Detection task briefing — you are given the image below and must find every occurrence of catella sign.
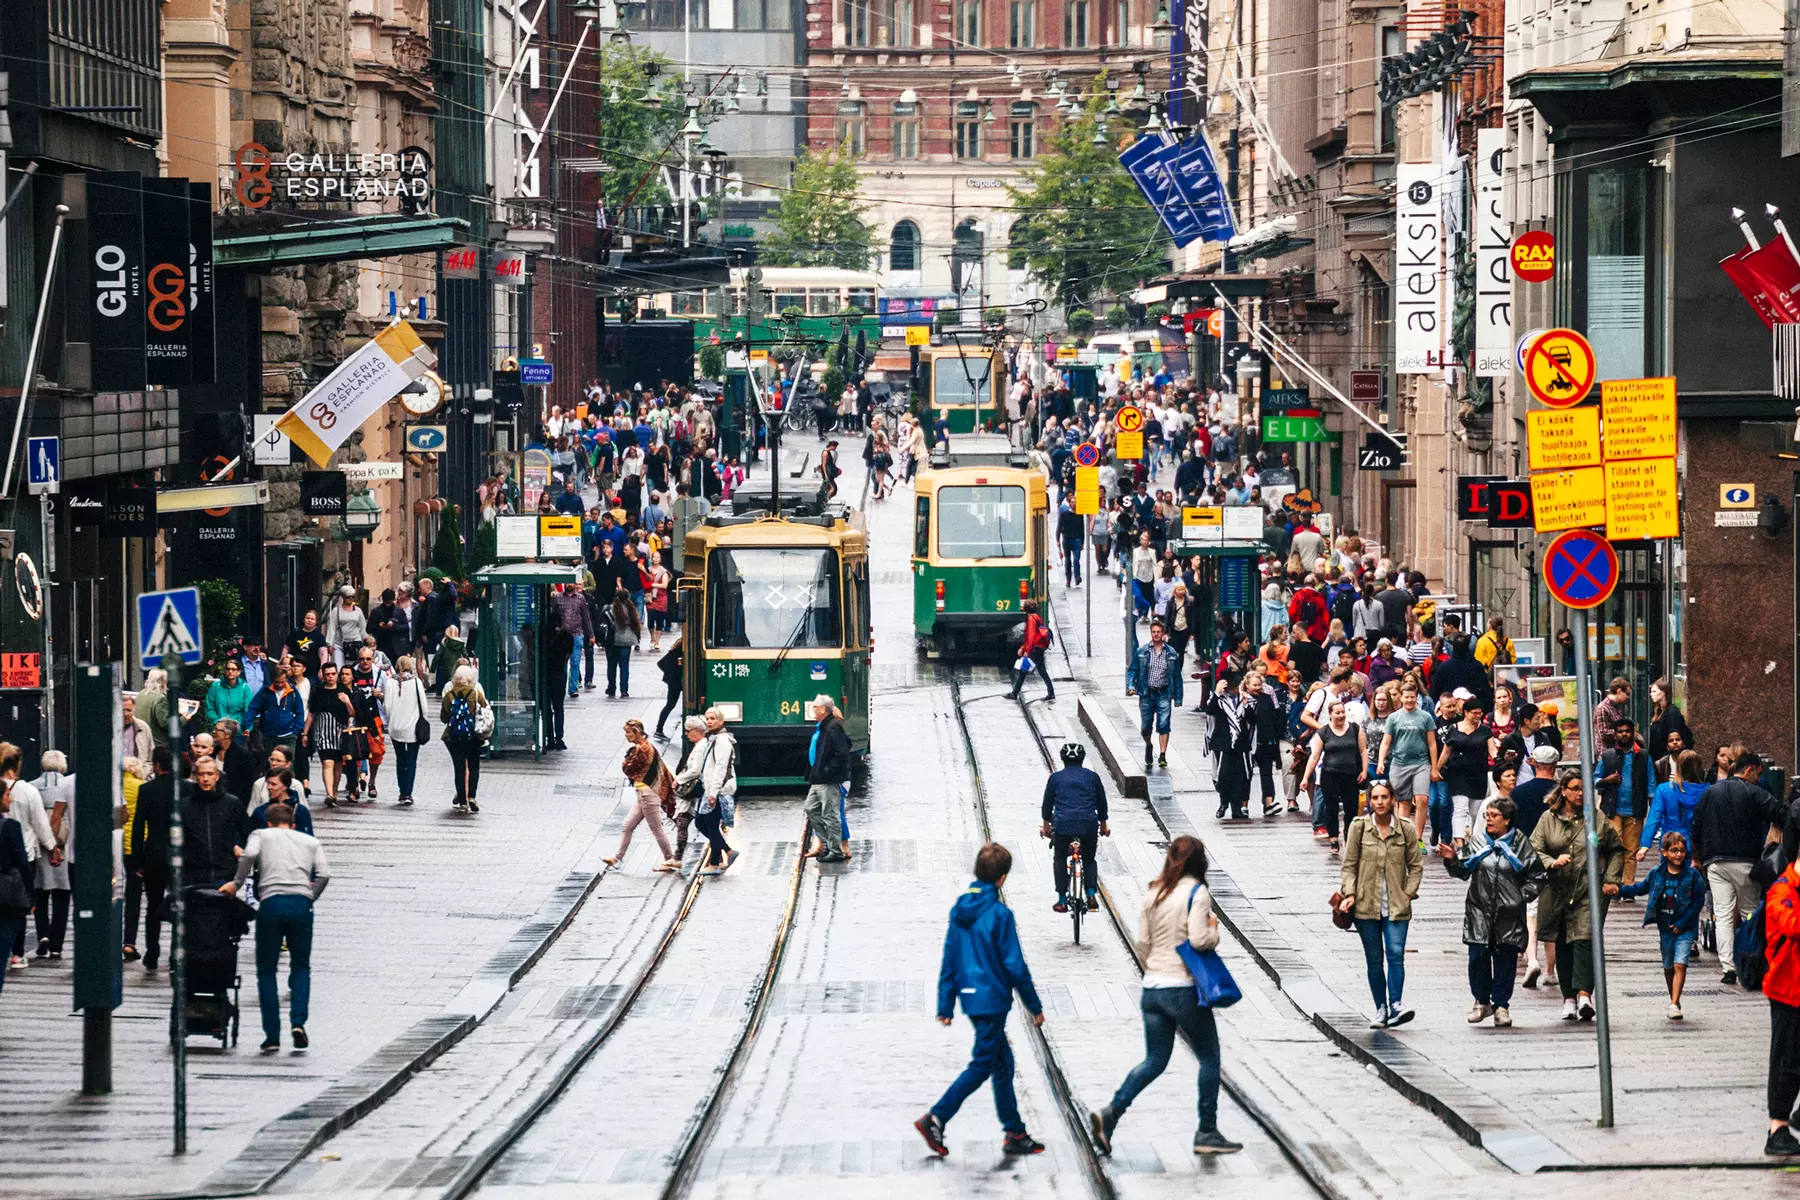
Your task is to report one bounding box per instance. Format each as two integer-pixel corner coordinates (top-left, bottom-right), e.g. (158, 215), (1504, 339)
(233, 143), (433, 210)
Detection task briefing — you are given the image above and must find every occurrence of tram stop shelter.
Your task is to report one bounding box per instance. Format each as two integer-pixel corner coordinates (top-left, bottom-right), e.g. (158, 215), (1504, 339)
(1173, 504), (1267, 685)
(472, 561), (585, 759)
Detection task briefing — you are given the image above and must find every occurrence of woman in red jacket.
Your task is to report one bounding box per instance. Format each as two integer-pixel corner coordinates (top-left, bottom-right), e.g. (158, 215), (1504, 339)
(1764, 860), (1800, 1156)
(1009, 600), (1055, 702)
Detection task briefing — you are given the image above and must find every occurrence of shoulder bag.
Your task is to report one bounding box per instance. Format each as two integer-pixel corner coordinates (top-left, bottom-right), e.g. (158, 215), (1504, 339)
(1175, 883), (1241, 1008)
(412, 677), (431, 743)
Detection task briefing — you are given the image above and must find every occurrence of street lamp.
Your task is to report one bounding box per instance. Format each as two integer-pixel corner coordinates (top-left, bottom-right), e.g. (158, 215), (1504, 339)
(342, 490), (382, 541)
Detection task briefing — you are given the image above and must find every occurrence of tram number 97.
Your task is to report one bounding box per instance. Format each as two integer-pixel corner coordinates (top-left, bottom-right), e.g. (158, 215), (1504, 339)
(994, 599), (1011, 611)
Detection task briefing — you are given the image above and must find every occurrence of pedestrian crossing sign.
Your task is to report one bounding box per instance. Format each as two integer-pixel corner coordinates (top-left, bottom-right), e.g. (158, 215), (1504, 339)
(137, 588), (203, 669)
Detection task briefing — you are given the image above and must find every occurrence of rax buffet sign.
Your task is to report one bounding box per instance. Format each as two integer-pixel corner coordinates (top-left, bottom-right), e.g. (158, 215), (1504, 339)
(233, 144), (433, 213)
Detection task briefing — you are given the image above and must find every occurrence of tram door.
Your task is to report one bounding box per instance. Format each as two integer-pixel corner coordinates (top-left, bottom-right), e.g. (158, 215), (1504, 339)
(841, 555), (870, 747)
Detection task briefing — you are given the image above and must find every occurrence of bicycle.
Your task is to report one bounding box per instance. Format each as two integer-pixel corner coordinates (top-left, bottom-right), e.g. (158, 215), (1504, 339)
(1065, 839), (1085, 944)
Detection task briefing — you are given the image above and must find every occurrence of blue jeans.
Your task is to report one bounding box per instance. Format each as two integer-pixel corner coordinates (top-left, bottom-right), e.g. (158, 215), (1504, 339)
(838, 783), (851, 841)
(1063, 542), (1083, 585)
(1353, 917), (1409, 1011)
(932, 1012), (1023, 1134)
(607, 645), (631, 695)
(1428, 779), (1453, 845)
(255, 894), (314, 1041)
(1469, 944), (1518, 1008)
(1109, 986), (1220, 1131)
(567, 634), (586, 696)
(394, 740), (420, 798)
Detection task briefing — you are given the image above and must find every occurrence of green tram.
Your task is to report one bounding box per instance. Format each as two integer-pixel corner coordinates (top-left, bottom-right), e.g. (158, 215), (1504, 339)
(679, 502), (871, 786)
(919, 344), (1005, 434)
(911, 435), (1050, 656)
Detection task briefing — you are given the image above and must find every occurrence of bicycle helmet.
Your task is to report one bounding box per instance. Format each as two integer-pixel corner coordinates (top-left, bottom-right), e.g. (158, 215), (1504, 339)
(1060, 742), (1087, 767)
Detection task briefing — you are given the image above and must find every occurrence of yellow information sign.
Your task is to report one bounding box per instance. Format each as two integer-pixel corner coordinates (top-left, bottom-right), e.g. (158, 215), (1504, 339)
(1600, 377), (1677, 462)
(1182, 507), (1224, 527)
(1605, 459), (1680, 540)
(1531, 467), (1608, 532)
(1526, 408), (1602, 472)
(1073, 466), (1100, 515)
(749, 348), (769, 361)
(1056, 345), (1079, 362)
(1115, 431), (1144, 460)
(905, 325), (931, 346)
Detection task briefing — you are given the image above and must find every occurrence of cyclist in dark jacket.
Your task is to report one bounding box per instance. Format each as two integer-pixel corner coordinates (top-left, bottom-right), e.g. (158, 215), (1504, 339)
(916, 843), (1046, 1159)
(1040, 744), (1110, 913)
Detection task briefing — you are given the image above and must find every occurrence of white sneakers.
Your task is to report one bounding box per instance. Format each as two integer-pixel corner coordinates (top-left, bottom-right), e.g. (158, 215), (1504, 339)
(1561, 998), (1578, 1021)
(1669, 1002), (1684, 1021)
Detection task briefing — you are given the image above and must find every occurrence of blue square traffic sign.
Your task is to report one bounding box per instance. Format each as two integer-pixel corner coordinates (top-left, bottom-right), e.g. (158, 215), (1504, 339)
(26, 437), (58, 493)
(137, 588), (203, 669)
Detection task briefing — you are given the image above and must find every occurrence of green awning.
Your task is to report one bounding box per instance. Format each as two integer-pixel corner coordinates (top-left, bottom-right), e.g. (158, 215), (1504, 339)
(474, 563), (584, 583)
(217, 215), (469, 269)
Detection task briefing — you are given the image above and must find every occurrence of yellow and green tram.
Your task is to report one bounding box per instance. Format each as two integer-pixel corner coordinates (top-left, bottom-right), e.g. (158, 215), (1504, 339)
(911, 440), (1050, 655)
(679, 509), (871, 786)
(919, 344), (1005, 434)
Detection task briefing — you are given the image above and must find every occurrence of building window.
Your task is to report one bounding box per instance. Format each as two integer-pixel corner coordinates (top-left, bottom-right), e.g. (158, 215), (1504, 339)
(890, 0), (915, 45)
(1064, 0), (1089, 46)
(48, 0), (164, 139)
(847, 287), (876, 312)
(955, 102), (983, 159)
(808, 289), (841, 315)
(1009, 102), (1036, 159)
(843, 0), (871, 44)
(891, 220), (922, 271)
(1380, 26), (1400, 153)
(1009, 0), (1035, 47)
(892, 101), (920, 158)
(735, 0), (791, 27)
(836, 102), (867, 154)
(635, 0), (687, 29)
(955, 0), (981, 46)
(1579, 166), (1649, 381)
(1109, 0), (1129, 44)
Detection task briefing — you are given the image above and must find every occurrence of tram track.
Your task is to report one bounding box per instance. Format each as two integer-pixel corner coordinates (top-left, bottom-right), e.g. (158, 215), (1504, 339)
(949, 676), (1120, 1200)
(426, 808), (814, 1200)
(1006, 686), (1342, 1200)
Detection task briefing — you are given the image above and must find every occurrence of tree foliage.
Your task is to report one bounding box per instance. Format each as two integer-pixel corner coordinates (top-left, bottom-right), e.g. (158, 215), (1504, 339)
(433, 504), (466, 581)
(1005, 83), (1168, 312)
(758, 148), (873, 271)
(598, 46), (683, 210)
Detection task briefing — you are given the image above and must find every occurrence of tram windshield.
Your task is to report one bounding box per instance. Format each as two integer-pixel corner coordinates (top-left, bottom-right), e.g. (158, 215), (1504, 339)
(707, 547), (842, 649)
(936, 485), (1027, 560)
(934, 354), (992, 407)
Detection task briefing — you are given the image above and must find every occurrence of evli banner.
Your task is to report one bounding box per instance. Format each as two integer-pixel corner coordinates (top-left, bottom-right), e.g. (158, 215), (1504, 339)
(1118, 135), (1236, 249)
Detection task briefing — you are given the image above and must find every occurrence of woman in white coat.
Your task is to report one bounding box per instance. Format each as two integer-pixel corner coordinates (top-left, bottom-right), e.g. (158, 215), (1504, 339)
(675, 713), (739, 875)
(382, 655), (430, 808)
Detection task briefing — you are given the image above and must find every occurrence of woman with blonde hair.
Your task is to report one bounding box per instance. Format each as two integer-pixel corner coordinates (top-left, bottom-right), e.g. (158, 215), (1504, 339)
(439, 664), (490, 812)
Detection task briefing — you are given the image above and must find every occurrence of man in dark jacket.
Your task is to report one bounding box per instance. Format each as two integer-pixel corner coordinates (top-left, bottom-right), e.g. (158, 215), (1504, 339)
(551, 583), (594, 702)
(915, 842), (1046, 1158)
(1040, 744), (1110, 912)
(185, 756), (253, 888)
(1428, 637), (1491, 710)
(128, 748), (177, 969)
(1693, 748), (1788, 983)
(1375, 573), (1414, 642)
(1056, 499), (1085, 588)
(414, 576), (456, 659)
(211, 719), (258, 807)
(803, 697), (852, 863)
(1596, 719), (1653, 886)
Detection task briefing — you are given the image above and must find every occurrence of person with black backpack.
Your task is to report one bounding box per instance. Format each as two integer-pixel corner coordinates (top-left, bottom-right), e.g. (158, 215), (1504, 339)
(439, 665), (490, 813)
(1693, 748), (1789, 985)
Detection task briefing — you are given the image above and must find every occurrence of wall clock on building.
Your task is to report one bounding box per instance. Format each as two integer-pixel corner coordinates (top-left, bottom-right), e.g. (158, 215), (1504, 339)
(15, 553), (41, 621)
(400, 371), (447, 418)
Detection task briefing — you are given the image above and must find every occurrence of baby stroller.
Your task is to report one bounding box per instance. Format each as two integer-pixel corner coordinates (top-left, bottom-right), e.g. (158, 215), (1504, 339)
(169, 886), (254, 1048)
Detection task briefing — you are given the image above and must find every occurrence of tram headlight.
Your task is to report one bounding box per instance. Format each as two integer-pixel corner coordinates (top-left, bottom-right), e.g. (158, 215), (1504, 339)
(713, 702), (743, 722)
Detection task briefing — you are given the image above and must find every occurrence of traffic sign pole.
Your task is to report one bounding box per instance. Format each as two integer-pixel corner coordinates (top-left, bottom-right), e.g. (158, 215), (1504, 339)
(1573, 607), (1615, 1129)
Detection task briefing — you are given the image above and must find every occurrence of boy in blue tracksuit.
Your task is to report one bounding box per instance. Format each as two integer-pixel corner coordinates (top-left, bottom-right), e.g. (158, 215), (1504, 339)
(916, 843), (1047, 1158)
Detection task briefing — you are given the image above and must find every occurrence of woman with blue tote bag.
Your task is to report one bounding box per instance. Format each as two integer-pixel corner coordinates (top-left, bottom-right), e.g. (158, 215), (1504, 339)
(1089, 835), (1243, 1157)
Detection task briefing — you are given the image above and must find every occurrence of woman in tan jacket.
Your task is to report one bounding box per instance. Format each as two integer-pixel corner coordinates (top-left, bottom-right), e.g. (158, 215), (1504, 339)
(1089, 836), (1243, 1157)
(1338, 780), (1425, 1028)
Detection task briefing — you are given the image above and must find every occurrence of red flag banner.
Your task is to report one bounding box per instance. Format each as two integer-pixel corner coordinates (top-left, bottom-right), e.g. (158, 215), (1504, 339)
(1721, 239), (1800, 327)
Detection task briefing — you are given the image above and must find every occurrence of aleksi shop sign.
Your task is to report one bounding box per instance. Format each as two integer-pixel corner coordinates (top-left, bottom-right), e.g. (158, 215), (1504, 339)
(1395, 163), (1445, 375)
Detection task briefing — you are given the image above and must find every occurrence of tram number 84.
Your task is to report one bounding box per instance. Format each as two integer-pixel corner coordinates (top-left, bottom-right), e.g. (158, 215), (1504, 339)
(779, 699), (813, 716)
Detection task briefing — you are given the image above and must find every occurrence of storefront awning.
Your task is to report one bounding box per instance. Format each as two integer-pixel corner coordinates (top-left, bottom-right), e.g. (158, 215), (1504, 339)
(217, 215), (469, 269)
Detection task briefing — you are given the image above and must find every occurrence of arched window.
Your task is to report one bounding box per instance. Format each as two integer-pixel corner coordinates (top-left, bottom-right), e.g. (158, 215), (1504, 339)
(890, 220), (921, 272)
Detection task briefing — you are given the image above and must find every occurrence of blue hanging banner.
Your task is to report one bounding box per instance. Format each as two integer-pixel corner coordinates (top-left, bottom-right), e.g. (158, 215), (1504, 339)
(1170, 136), (1237, 242)
(1119, 136), (1204, 248)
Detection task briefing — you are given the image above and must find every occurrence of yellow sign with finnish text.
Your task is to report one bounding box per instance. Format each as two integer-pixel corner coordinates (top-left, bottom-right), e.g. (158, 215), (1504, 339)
(1073, 466), (1100, 515)
(1057, 345), (1079, 362)
(1531, 467), (1608, 532)
(1605, 459), (1681, 540)
(1115, 431), (1144, 459)
(1526, 407), (1602, 472)
(905, 325), (931, 346)
(1600, 377), (1677, 462)
(1182, 507), (1224, 527)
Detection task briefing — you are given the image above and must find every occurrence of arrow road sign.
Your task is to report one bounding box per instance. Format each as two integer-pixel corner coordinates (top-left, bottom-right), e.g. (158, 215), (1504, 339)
(137, 587), (203, 669)
(1543, 529), (1619, 610)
